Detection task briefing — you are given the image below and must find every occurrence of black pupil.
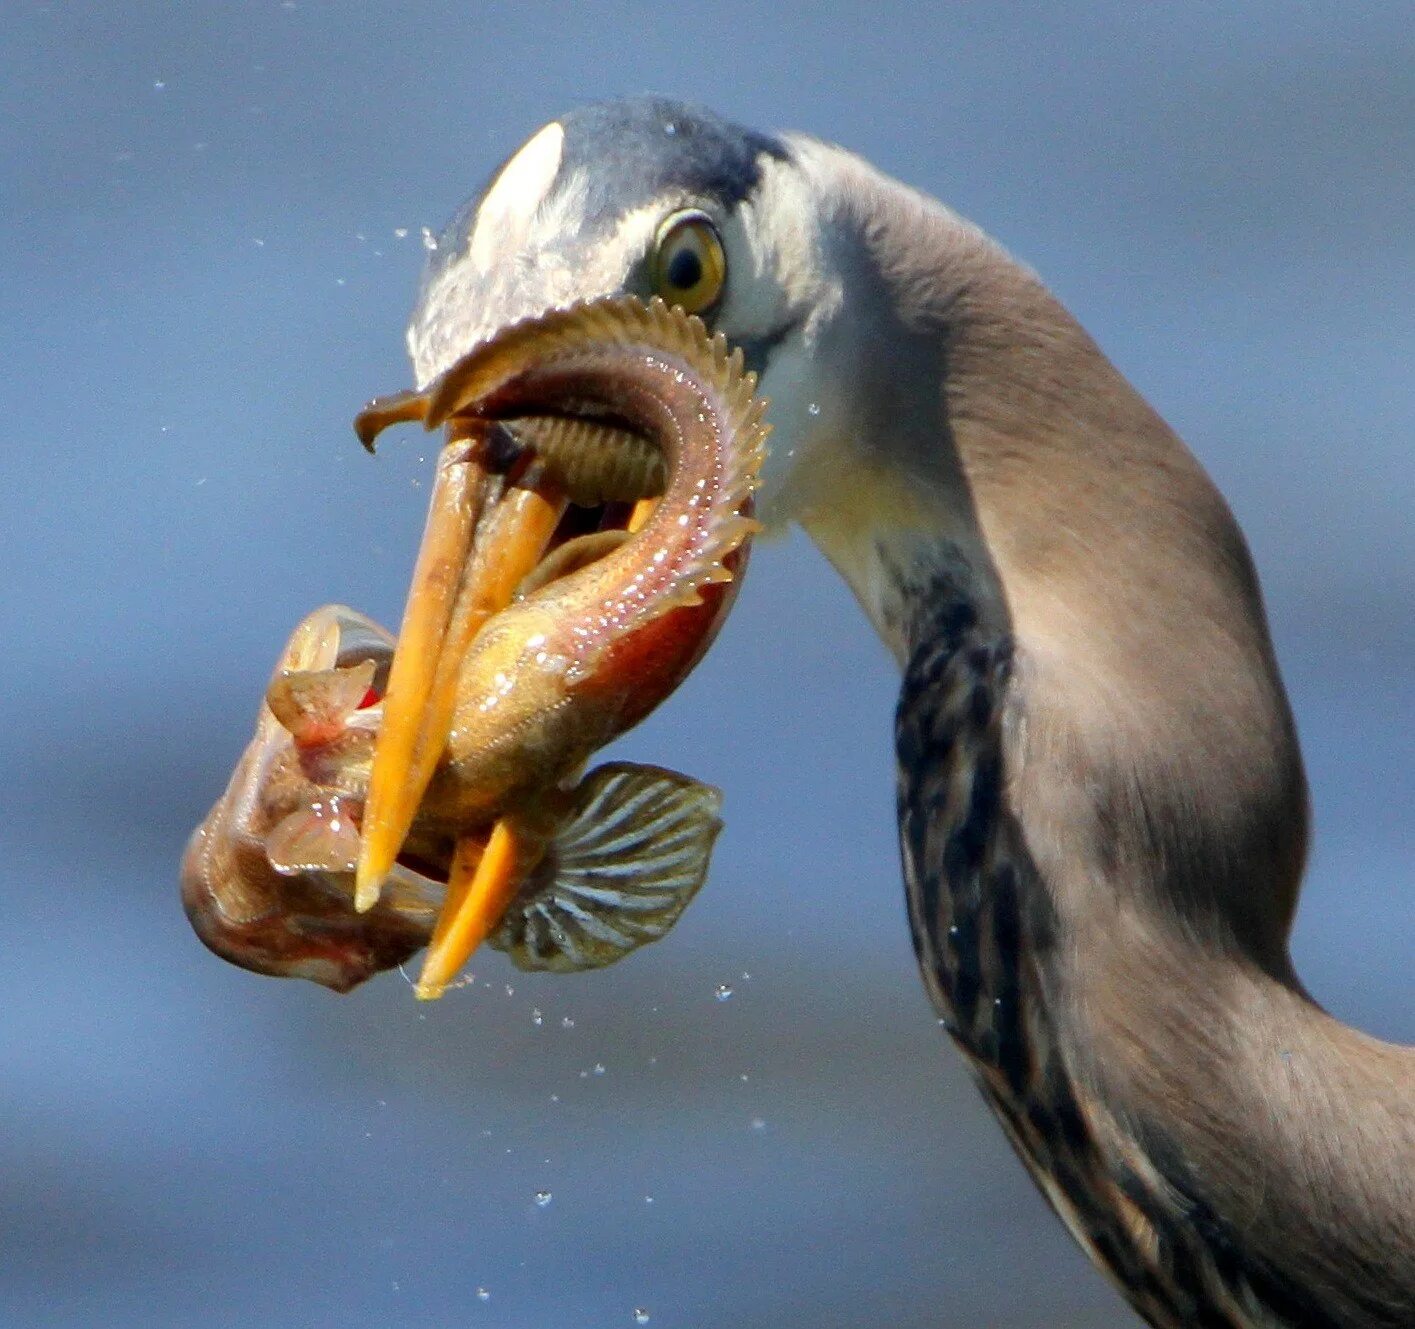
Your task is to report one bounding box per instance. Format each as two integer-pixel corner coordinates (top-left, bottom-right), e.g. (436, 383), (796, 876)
(665, 246), (703, 290)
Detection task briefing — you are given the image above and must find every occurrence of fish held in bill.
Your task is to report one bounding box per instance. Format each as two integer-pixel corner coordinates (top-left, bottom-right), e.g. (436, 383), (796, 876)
(182, 296), (769, 998)
(182, 606), (436, 993)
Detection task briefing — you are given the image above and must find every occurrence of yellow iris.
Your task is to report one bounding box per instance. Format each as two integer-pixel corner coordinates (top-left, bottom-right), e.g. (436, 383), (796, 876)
(651, 212), (726, 315)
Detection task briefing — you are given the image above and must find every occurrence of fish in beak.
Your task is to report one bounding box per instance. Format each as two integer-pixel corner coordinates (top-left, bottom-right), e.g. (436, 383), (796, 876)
(185, 297), (769, 998)
(181, 606), (442, 992)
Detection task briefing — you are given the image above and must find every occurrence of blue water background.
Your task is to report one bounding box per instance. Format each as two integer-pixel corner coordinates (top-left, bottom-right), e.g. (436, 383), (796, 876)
(2, 4), (1410, 1325)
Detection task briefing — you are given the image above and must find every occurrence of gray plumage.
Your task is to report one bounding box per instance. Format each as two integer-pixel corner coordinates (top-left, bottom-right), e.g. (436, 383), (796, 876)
(406, 97), (1415, 1328)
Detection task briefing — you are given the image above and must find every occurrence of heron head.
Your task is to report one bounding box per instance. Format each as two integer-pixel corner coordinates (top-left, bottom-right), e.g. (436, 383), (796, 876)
(407, 97), (852, 529)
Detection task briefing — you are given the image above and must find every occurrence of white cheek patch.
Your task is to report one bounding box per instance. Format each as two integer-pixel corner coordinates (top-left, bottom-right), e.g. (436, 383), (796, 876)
(468, 120), (566, 271)
(723, 152), (826, 339)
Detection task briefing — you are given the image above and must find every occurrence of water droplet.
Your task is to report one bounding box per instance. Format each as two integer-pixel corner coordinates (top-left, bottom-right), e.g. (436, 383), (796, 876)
(394, 227), (409, 239)
(534, 1190), (553, 1207)
(664, 120), (677, 135)
(560, 1016), (575, 1029)
(504, 984), (515, 997)
(714, 984), (733, 1001)
(593, 1062), (606, 1076)
(531, 1008), (543, 1026)
(634, 1310), (651, 1324)
(153, 80), (166, 91)
(421, 226), (439, 252)
(476, 1287), (491, 1303)
(750, 1117), (767, 1132)
(807, 401), (821, 416)
(644, 1194), (654, 1204)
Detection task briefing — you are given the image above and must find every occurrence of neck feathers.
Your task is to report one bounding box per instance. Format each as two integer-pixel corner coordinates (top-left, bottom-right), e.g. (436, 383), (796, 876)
(817, 150), (1415, 1324)
(798, 141), (1311, 960)
(785, 153), (1412, 1326)
(895, 574), (1415, 1329)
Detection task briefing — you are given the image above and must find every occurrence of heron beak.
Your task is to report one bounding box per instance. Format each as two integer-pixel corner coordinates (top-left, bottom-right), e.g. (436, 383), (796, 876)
(352, 418), (568, 916)
(347, 298), (701, 992)
(352, 423), (478, 913)
(406, 488), (661, 999)
(414, 820), (532, 998)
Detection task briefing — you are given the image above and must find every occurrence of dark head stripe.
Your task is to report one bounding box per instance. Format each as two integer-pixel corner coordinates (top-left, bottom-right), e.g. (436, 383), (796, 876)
(421, 97), (788, 300)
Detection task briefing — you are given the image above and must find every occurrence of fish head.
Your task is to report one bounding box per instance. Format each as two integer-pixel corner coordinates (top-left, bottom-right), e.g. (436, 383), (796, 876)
(181, 606), (443, 992)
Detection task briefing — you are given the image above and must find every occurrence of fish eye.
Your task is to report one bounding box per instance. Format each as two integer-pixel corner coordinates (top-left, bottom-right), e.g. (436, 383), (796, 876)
(650, 211), (726, 315)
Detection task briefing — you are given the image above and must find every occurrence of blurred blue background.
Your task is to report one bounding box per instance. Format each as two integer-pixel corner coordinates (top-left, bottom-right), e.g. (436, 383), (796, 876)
(3, 4), (1410, 1326)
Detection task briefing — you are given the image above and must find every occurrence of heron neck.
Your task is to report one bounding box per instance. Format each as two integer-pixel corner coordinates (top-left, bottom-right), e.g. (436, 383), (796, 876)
(873, 258), (1415, 1327)
(781, 142), (1415, 1319)
(794, 141), (1313, 961)
(895, 577), (1415, 1329)
(785, 148), (1415, 1323)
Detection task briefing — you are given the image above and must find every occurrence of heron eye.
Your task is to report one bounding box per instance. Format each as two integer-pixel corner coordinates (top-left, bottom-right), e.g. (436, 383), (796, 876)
(651, 212), (726, 315)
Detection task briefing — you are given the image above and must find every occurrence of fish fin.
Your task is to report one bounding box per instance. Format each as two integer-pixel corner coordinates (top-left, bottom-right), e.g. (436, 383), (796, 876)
(266, 804), (361, 876)
(489, 762), (723, 973)
(265, 659), (376, 747)
(277, 605), (345, 674)
(327, 608), (395, 675)
(378, 862), (445, 925)
(275, 602), (390, 667)
(514, 529), (630, 601)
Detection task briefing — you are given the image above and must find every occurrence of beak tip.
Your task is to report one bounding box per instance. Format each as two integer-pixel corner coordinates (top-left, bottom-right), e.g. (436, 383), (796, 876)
(353, 867), (384, 914)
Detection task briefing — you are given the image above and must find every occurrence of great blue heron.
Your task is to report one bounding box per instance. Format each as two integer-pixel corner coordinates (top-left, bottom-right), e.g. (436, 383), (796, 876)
(368, 98), (1415, 1327)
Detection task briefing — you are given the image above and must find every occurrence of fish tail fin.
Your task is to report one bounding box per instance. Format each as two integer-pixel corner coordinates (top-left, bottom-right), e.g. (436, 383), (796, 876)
(489, 762), (723, 972)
